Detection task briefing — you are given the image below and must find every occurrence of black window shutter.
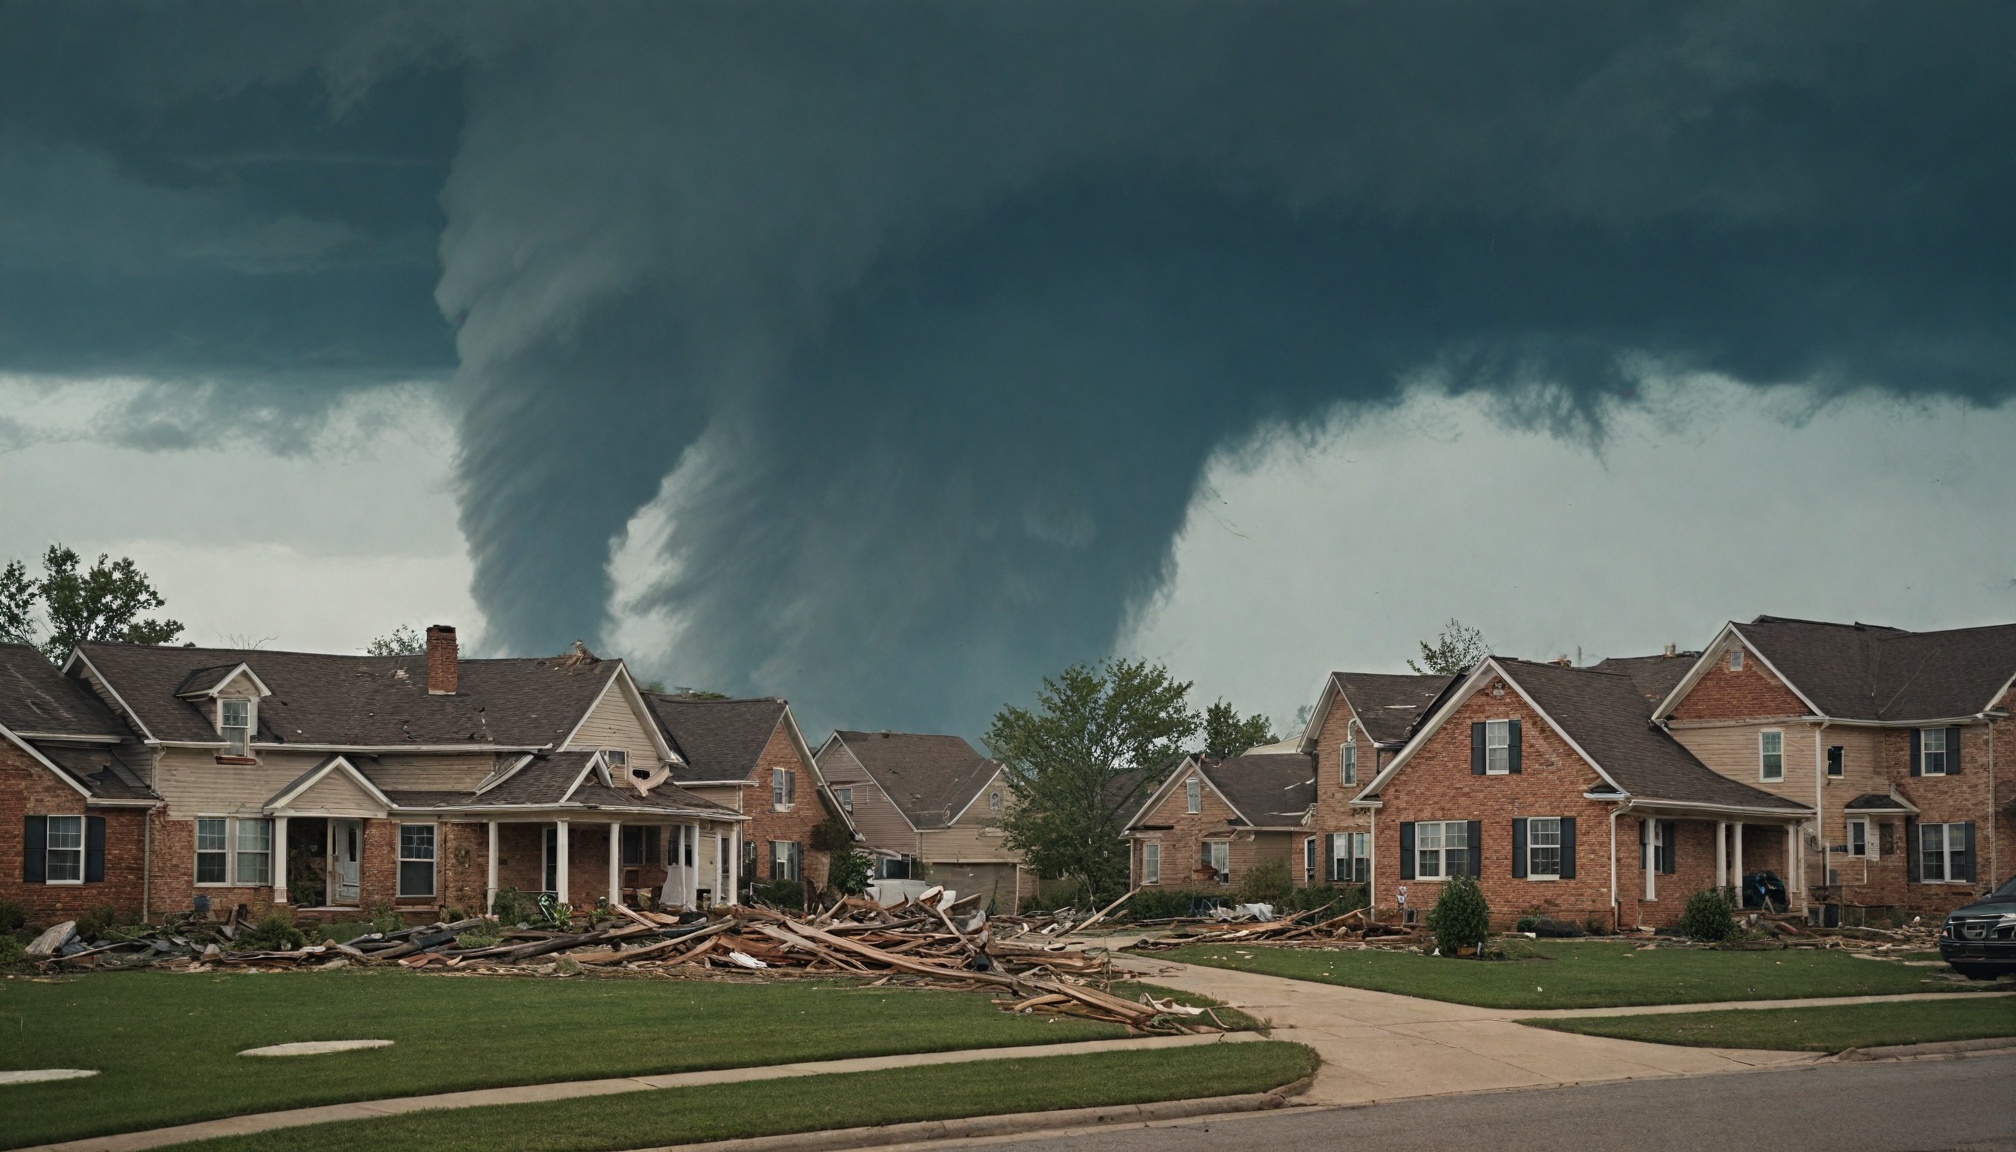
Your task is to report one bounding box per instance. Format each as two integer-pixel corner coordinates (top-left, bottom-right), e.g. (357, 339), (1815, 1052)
(1560, 817), (1577, 879)
(1466, 820), (1483, 877)
(1909, 729), (1922, 776)
(1946, 727), (1963, 774)
(1660, 819), (1678, 875)
(1959, 823), (1976, 882)
(85, 816), (106, 883)
(1511, 818), (1527, 878)
(1323, 833), (1335, 882)
(1507, 720), (1522, 773)
(23, 816), (46, 884)
(1470, 723), (1486, 775)
(1905, 818), (1920, 882)
(1399, 822), (1416, 880)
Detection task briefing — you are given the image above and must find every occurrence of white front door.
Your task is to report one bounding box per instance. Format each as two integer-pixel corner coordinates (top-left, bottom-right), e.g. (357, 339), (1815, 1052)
(331, 819), (362, 905)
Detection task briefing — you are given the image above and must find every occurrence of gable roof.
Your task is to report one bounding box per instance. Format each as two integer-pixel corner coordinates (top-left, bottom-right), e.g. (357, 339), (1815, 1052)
(1656, 617), (2016, 723)
(442, 749), (736, 816)
(1333, 672), (1454, 744)
(67, 642), (621, 749)
(646, 695), (788, 783)
(1200, 752), (1315, 828)
(30, 743), (159, 804)
(829, 731), (1001, 829)
(0, 644), (128, 739)
(1362, 657), (1805, 815)
(1592, 652), (1700, 705)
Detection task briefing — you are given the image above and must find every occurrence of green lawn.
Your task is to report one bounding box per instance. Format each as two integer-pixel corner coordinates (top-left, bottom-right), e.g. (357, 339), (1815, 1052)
(1524, 995), (2016, 1052)
(0, 971), (1123, 1149)
(162, 1042), (1318, 1152)
(1156, 941), (1962, 1009)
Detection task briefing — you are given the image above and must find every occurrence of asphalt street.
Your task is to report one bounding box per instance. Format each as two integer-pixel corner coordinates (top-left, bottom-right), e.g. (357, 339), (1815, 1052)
(968, 1053), (2016, 1152)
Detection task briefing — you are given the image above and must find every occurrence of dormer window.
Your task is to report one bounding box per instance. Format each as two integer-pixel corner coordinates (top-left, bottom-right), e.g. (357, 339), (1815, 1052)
(220, 699), (252, 757)
(604, 749), (628, 768)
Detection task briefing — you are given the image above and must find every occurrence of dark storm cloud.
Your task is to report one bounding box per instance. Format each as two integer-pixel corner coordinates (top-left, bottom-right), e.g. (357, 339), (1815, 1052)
(5, 1), (2013, 734)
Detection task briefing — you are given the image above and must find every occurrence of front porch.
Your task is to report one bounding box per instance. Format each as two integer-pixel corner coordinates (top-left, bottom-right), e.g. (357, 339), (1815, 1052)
(485, 818), (741, 914)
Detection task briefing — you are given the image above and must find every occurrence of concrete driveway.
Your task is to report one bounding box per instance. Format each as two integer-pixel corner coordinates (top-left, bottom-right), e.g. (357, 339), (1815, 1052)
(1114, 955), (1820, 1105)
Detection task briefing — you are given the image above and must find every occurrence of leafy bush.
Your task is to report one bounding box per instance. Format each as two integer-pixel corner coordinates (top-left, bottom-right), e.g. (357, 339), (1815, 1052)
(234, 911), (306, 952)
(1677, 886), (1737, 942)
(1125, 888), (1226, 920)
(825, 847), (872, 897)
(367, 901), (403, 935)
(455, 926), (503, 949)
(808, 819), (854, 854)
(1426, 874), (1491, 957)
(750, 879), (806, 911)
(490, 887), (535, 926)
(0, 900), (25, 932)
(1281, 883), (1367, 915)
(1237, 861), (1293, 906)
(0, 934), (25, 969)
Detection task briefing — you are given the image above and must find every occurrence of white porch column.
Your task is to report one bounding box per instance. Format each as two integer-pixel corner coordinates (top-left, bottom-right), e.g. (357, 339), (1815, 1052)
(273, 815), (289, 903)
(688, 821), (701, 907)
(1643, 819), (1656, 902)
(727, 825), (739, 904)
(1715, 820), (1728, 889)
(486, 821), (499, 916)
(1787, 823), (1801, 895)
(555, 819), (570, 906)
(1732, 822), (1744, 894)
(608, 821), (622, 907)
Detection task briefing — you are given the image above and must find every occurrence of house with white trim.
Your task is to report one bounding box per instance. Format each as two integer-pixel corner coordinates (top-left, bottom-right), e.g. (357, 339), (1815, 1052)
(1123, 752), (1315, 891)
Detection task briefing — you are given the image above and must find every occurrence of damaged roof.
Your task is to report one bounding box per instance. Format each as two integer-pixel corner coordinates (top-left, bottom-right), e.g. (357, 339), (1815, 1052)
(1733, 616), (2016, 721)
(69, 642), (620, 748)
(1201, 752), (1315, 828)
(1592, 652), (1700, 705)
(830, 731), (1002, 829)
(1333, 672), (1454, 744)
(436, 751), (736, 815)
(34, 744), (159, 803)
(0, 644), (129, 739)
(646, 695), (789, 783)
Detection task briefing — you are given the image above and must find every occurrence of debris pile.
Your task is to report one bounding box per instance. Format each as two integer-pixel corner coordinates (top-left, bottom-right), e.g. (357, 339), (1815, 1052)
(19, 890), (1220, 1032)
(1130, 905), (1419, 951)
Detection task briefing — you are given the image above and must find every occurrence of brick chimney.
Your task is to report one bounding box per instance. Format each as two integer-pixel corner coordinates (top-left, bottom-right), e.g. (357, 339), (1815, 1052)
(426, 625), (458, 695)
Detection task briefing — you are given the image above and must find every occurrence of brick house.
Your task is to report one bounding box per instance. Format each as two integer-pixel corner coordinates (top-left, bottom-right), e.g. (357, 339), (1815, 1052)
(4, 630), (751, 925)
(1124, 753), (1315, 892)
(645, 694), (855, 896)
(1352, 656), (1809, 931)
(813, 731), (1027, 909)
(1292, 671), (1451, 889)
(1651, 617), (2016, 920)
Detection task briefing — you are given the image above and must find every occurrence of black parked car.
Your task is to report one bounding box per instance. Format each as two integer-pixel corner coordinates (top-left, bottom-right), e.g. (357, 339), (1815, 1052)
(1939, 873), (2016, 980)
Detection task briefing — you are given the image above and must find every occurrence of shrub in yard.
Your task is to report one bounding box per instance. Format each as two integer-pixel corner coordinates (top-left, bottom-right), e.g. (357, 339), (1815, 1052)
(367, 901), (403, 935)
(1281, 883), (1367, 916)
(0, 900), (25, 932)
(1237, 861), (1293, 906)
(1678, 887), (1737, 942)
(825, 847), (872, 897)
(234, 911), (306, 952)
(1125, 888), (1222, 920)
(751, 879), (807, 911)
(1426, 874), (1491, 957)
(0, 933), (25, 969)
(490, 887), (535, 925)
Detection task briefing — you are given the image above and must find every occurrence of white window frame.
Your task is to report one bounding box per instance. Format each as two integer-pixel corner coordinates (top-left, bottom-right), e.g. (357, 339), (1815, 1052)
(1919, 822), (1966, 883)
(1485, 720), (1511, 775)
(604, 748), (628, 768)
(1303, 836), (1317, 882)
(1846, 818), (1871, 859)
(1333, 832), (1368, 883)
(1729, 648), (1744, 672)
(44, 814), (85, 885)
(234, 817), (273, 887)
(1920, 728), (1948, 776)
(196, 816), (231, 886)
(1185, 776), (1201, 814)
(1143, 840), (1161, 885)
(833, 786), (854, 812)
(1416, 820), (1468, 880)
(1527, 816), (1562, 880)
(397, 823), (437, 898)
(219, 697), (253, 758)
(1341, 739), (1357, 786)
(771, 839), (800, 882)
(987, 790), (1003, 815)
(772, 767), (795, 809)
(1759, 730), (1784, 782)
(1202, 839), (1229, 883)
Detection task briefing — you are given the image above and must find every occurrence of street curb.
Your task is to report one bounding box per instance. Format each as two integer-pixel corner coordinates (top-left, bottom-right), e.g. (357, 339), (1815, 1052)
(1837, 1036), (2016, 1062)
(624, 1092), (1291, 1152)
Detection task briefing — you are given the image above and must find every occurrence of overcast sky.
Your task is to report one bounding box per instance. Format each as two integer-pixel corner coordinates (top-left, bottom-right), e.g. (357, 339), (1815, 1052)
(2, 3), (2012, 741)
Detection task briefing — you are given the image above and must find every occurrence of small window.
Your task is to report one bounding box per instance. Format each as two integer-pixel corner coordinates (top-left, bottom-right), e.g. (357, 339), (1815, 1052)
(833, 786), (854, 811)
(1527, 816), (1562, 879)
(770, 839), (800, 881)
(1332, 832), (1369, 883)
(1644, 819), (1672, 874)
(1919, 822), (1970, 883)
(987, 790), (1003, 814)
(1728, 648), (1744, 672)
(875, 855), (912, 880)
(1303, 837), (1317, 882)
(1416, 820), (1469, 880)
(44, 815), (84, 883)
(604, 749), (628, 768)
(1143, 841), (1161, 885)
(1341, 741), (1357, 786)
(1921, 728), (1948, 776)
(1759, 730), (1784, 782)
(398, 824), (436, 898)
(235, 818), (272, 886)
(1185, 776), (1201, 814)
(1202, 840), (1229, 883)
(1846, 819), (1868, 859)
(1484, 720), (1511, 775)
(196, 817), (229, 884)
(1826, 745), (1844, 778)
(772, 768), (795, 808)
(220, 698), (252, 757)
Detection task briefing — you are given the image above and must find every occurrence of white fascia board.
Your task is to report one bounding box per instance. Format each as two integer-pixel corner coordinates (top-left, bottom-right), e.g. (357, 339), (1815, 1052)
(175, 662), (273, 699)
(1610, 795), (1814, 819)
(257, 743), (548, 754)
(12, 733), (124, 744)
(1194, 762), (1254, 824)
(783, 706), (863, 840)
(61, 649), (156, 744)
(1295, 673), (1345, 754)
(945, 764), (1010, 826)
(474, 754), (535, 796)
(267, 755), (395, 812)
(557, 750), (614, 804)
(1651, 622), (1826, 721)
(612, 662), (680, 764)
(0, 721), (94, 800)
(1122, 756), (1195, 830)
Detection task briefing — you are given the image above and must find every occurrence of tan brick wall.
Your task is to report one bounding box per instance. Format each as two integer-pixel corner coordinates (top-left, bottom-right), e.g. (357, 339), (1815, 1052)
(1128, 769), (1287, 890)
(1308, 690), (1376, 885)
(0, 744), (149, 923)
(739, 721), (835, 889)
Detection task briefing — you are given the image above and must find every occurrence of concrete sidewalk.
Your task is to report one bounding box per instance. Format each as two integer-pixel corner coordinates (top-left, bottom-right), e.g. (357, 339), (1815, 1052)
(20, 1032), (1266, 1152)
(1112, 955), (1823, 1106)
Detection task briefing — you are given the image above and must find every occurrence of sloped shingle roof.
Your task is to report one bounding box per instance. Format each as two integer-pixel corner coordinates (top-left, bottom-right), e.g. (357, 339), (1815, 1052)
(0, 644), (128, 738)
(647, 695), (788, 783)
(832, 731), (1001, 829)
(1593, 652), (1700, 705)
(35, 744), (158, 802)
(1201, 752), (1315, 828)
(1735, 617), (2016, 721)
(1334, 672), (1453, 744)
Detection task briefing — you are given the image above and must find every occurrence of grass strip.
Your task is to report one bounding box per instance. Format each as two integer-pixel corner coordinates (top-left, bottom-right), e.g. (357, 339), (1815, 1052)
(1522, 996), (2016, 1052)
(1156, 940), (1953, 1009)
(161, 1041), (1318, 1152)
(0, 971), (1120, 1149)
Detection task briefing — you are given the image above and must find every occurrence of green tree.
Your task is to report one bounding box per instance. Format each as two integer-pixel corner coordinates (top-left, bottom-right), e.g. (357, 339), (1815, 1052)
(987, 658), (1200, 905)
(1408, 618), (1488, 676)
(1426, 873), (1491, 956)
(1201, 699), (1276, 759)
(366, 625), (425, 656)
(29, 546), (183, 662)
(0, 560), (36, 646)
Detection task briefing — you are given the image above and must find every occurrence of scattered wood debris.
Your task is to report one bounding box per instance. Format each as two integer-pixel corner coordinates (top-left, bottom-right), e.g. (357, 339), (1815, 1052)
(1130, 904), (1421, 951)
